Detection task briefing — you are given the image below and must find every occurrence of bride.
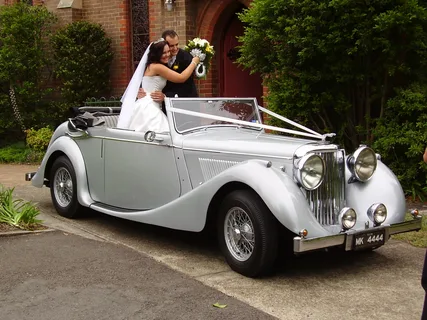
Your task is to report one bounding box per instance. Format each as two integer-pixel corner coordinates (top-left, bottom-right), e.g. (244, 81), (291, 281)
(117, 39), (200, 132)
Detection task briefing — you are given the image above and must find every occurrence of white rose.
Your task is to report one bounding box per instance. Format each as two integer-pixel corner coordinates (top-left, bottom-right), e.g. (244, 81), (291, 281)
(199, 39), (208, 47)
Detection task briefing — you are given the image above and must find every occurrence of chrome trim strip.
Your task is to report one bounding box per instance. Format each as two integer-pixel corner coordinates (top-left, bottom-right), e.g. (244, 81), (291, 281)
(294, 144), (338, 158)
(389, 218), (422, 235)
(88, 135), (172, 147)
(293, 220), (421, 253)
(293, 234), (345, 253)
(184, 147), (293, 160)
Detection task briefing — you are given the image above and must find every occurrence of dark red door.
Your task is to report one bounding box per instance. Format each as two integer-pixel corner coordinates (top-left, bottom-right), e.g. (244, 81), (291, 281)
(221, 14), (263, 105)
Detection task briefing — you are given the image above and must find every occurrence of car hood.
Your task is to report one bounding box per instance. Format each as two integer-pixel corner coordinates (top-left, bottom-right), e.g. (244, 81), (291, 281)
(180, 127), (319, 159)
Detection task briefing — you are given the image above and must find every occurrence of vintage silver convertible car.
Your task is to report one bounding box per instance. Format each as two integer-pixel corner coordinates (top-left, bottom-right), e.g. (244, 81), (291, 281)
(26, 97), (421, 277)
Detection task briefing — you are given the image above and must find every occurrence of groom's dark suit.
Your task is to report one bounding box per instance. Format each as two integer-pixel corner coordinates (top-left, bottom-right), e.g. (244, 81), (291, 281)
(162, 48), (198, 98)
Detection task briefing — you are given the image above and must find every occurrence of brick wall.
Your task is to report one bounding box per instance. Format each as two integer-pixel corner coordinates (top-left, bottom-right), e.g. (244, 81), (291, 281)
(81, 0), (131, 96)
(149, 0), (196, 42)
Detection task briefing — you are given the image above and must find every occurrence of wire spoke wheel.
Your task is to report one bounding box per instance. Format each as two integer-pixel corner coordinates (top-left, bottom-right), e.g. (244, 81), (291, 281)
(218, 189), (278, 277)
(50, 156), (83, 218)
(53, 167), (73, 207)
(224, 207), (255, 261)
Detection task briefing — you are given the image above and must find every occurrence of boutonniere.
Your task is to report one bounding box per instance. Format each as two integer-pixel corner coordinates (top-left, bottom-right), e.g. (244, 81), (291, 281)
(172, 63), (179, 71)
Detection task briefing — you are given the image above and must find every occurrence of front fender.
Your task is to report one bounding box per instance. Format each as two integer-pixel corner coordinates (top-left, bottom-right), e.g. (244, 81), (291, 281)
(346, 160), (406, 226)
(32, 135), (93, 207)
(209, 160), (328, 237)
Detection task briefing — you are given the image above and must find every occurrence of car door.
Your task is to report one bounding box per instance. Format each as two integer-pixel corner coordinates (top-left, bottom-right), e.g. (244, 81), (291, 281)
(102, 128), (181, 210)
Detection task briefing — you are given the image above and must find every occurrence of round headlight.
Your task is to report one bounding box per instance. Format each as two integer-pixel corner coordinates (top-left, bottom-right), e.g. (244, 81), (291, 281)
(294, 153), (325, 190)
(348, 146), (377, 182)
(339, 207), (357, 230)
(367, 203), (387, 225)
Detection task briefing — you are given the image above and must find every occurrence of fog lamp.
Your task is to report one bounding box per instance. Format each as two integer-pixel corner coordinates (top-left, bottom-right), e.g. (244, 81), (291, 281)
(339, 207), (357, 230)
(367, 203), (387, 226)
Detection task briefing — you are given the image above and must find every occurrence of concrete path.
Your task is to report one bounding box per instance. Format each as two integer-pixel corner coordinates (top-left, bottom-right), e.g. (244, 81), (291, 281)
(1, 164), (426, 320)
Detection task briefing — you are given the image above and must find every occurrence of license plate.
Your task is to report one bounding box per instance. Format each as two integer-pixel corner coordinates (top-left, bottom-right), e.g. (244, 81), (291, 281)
(353, 230), (385, 250)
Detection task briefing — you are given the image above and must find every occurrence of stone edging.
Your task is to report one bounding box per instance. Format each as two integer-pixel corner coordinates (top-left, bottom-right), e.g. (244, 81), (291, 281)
(0, 228), (56, 237)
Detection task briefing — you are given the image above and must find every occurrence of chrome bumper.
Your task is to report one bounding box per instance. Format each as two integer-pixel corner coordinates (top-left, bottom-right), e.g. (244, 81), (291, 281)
(25, 172), (36, 181)
(293, 217), (422, 253)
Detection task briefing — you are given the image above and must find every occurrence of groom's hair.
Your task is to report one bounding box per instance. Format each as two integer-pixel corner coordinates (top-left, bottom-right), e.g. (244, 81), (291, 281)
(146, 40), (168, 67)
(162, 30), (178, 39)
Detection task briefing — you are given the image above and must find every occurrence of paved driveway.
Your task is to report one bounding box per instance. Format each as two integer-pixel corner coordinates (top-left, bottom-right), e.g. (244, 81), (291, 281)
(1, 164), (426, 320)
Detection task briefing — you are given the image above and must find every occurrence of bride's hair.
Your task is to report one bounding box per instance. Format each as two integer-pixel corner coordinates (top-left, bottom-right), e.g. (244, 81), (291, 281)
(146, 40), (168, 68)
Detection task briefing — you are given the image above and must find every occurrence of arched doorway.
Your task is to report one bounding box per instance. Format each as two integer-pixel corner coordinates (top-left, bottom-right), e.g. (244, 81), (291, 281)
(220, 13), (263, 105)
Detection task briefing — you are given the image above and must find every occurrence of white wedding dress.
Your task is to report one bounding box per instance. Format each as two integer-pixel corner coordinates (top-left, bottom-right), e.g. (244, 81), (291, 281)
(128, 76), (169, 133)
(118, 75), (169, 133)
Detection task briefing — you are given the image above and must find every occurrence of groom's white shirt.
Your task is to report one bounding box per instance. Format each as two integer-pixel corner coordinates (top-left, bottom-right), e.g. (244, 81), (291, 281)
(168, 56), (176, 67)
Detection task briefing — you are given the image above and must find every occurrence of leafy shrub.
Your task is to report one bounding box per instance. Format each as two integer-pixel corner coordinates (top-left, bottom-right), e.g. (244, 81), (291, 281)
(0, 185), (41, 229)
(237, 0), (427, 151)
(238, 0), (427, 198)
(0, 142), (44, 164)
(0, 142), (32, 163)
(372, 83), (427, 199)
(26, 127), (54, 152)
(52, 21), (114, 104)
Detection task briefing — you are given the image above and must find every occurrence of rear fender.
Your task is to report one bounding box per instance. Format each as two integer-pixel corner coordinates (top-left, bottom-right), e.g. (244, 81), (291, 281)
(32, 135), (92, 207)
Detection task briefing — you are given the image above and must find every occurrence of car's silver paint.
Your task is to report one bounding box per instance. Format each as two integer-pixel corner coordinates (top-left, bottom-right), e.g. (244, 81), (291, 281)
(181, 128), (313, 159)
(345, 160), (406, 227)
(72, 131), (104, 202)
(32, 135), (92, 207)
(101, 128), (181, 209)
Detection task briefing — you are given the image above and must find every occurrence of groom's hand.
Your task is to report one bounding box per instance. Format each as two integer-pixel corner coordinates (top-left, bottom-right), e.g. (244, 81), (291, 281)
(137, 88), (146, 99)
(151, 91), (165, 103)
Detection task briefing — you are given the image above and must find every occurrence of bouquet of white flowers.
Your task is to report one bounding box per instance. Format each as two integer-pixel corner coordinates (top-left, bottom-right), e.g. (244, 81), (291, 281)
(185, 38), (215, 79)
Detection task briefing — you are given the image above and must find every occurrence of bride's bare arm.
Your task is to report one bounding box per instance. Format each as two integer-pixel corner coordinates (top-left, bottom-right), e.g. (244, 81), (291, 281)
(150, 57), (200, 83)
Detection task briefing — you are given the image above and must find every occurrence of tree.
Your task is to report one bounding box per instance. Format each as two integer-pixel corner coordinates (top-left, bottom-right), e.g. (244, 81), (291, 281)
(238, 0), (427, 150)
(51, 21), (114, 104)
(0, 3), (57, 138)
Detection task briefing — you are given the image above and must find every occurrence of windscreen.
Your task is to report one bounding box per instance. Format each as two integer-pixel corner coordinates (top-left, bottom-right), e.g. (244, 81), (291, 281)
(170, 98), (262, 133)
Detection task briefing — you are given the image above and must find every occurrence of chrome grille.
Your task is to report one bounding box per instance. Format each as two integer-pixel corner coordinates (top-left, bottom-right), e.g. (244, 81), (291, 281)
(304, 149), (346, 225)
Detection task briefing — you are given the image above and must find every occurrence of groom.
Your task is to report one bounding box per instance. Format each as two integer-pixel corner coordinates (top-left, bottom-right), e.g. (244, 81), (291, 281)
(140, 30), (198, 104)
(162, 29), (198, 98)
